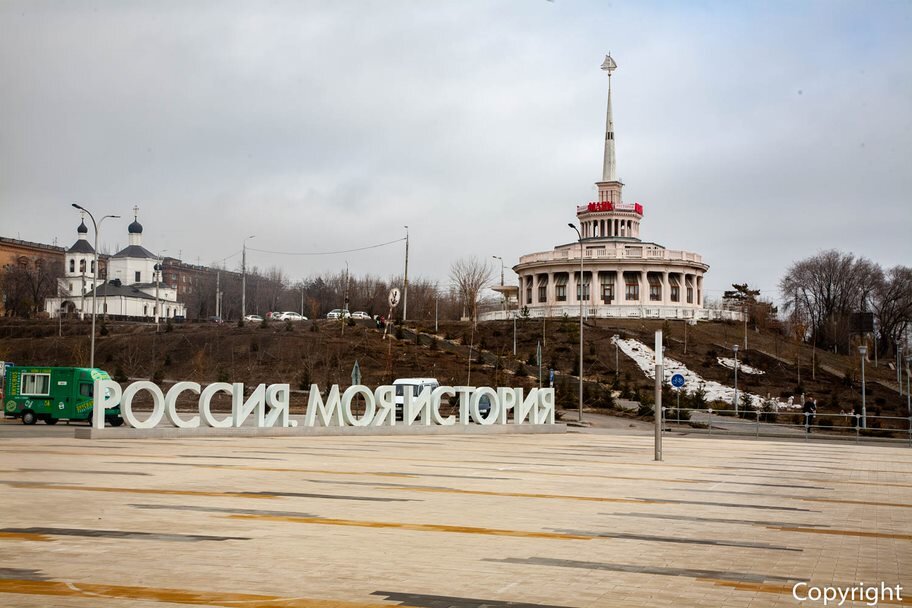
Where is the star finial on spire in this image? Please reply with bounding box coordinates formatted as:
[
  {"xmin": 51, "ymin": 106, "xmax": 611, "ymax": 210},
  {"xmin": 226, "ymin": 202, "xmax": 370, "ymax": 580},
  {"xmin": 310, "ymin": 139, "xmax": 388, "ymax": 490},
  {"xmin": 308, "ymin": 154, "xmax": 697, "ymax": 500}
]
[{"xmin": 601, "ymin": 53, "xmax": 617, "ymax": 75}]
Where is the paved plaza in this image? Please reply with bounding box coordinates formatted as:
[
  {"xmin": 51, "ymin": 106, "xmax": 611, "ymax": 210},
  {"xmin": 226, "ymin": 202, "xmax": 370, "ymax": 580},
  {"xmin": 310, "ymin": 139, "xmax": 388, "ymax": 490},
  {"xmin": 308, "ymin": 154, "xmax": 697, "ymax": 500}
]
[{"xmin": 0, "ymin": 429, "xmax": 910, "ymax": 607}]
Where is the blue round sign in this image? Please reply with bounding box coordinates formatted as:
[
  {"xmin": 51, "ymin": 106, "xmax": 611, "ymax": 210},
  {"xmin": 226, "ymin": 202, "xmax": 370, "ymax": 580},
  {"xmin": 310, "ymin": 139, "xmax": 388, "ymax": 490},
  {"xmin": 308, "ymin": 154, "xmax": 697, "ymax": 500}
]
[{"xmin": 671, "ymin": 373, "xmax": 686, "ymax": 388}]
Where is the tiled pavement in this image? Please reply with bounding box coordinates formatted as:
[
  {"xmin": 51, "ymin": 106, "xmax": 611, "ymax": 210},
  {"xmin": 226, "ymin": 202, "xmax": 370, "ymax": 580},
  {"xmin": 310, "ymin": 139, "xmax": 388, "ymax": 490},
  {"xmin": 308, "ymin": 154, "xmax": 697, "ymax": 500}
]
[{"xmin": 0, "ymin": 431, "xmax": 910, "ymax": 607}]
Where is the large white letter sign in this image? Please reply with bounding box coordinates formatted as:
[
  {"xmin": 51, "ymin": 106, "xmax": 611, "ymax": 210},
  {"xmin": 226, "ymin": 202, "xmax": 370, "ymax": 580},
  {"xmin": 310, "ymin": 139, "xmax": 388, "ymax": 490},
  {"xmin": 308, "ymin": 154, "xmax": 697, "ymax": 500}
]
[
  {"xmin": 514, "ymin": 388, "xmax": 539, "ymax": 425},
  {"xmin": 454, "ymin": 386, "xmax": 474, "ymax": 425},
  {"xmin": 165, "ymin": 382, "xmax": 201, "ymax": 428},
  {"xmin": 233, "ymin": 384, "xmax": 267, "ymax": 428},
  {"xmin": 305, "ymin": 384, "xmax": 343, "ymax": 427},
  {"xmin": 264, "ymin": 384, "xmax": 291, "ymax": 427},
  {"xmin": 496, "ymin": 388, "xmax": 518, "ymax": 425},
  {"xmin": 93, "ymin": 379, "xmax": 560, "ymax": 432},
  {"xmin": 430, "ymin": 386, "xmax": 456, "ymax": 426},
  {"xmin": 121, "ymin": 381, "xmax": 166, "ymax": 429},
  {"xmin": 372, "ymin": 385, "xmax": 396, "ymax": 426},
  {"xmin": 404, "ymin": 386, "xmax": 433, "ymax": 426},
  {"xmin": 535, "ymin": 389, "xmax": 556, "ymax": 424},
  {"xmin": 200, "ymin": 383, "xmax": 234, "ymax": 428},
  {"xmin": 470, "ymin": 387, "xmax": 498, "ymax": 425},
  {"xmin": 342, "ymin": 385, "xmax": 375, "ymax": 426},
  {"xmin": 93, "ymin": 379, "xmax": 122, "ymax": 429}
]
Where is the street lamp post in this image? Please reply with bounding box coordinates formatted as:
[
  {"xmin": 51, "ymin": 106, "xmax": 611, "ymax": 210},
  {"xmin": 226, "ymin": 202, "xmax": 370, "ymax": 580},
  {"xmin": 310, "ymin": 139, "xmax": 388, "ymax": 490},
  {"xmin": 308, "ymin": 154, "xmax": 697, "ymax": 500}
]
[
  {"xmin": 859, "ymin": 345, "xmax": 868, "ymax": 428},
  {"xmin": 71, "ymin": 204, "xmax": 119, "ymax": 369},
  {"xmin": 733, "ymin": 344, "xmax": 740, "ymax": 416},
  {"xmin": 154, "ymin": 251, "xmax": 167, "ymax": 332},
  {"xmin": 905, "ymin": 355, "xmax": 911, "ymax": 419},
  {"xmin": 614, "ymin": 334, "xmax": 619, "ymax": 376},
  {"xmin": 568, "ymin": 223, "xmax": 584, "ymax": 423},
  {"xmin": 241, "ymin": 235, "xmax": 255, "ymax": 320},
  {"xmin": 492, "ymin": 255, "xmax": 505, "ymax": 312}
]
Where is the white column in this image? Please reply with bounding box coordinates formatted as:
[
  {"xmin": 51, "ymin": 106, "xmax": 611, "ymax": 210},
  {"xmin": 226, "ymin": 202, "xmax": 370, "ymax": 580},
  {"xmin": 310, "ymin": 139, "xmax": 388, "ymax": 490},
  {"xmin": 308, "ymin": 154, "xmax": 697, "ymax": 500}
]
[{"xmin": 640, "ymin": 269, "xmax": 648, "ymax": 303}]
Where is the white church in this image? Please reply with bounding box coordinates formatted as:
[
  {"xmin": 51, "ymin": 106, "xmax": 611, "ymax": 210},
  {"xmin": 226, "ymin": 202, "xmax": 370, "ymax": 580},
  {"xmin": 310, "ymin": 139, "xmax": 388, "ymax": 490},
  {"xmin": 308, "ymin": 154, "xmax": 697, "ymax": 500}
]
[{"xmin": 45, "ymin": 209, "xmax": 186, "ymax": 320}]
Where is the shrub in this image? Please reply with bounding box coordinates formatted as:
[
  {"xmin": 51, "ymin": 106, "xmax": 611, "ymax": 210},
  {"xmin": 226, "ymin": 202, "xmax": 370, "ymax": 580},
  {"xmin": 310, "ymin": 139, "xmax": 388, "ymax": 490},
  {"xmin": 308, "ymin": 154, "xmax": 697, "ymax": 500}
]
[
  {"xmin": 310, "ymin": 321, "xmax": 318, "ymax": 332},
  {"xmin": 515, "ymin": 362, "xmax": 528, "ymax": 377},
  {"xmin": 113, "ymin": 366, "xmax": 128, "ymax": 383},
  {"xmin": 689, "ymin": 386, "xmax": 707, "ymax": 409},
  {"xmin": 216, "ymin": 368, "xmax": 230, "ymax": 383},
  {"xmin": 237, "ymin": 318, "xmax": 244, "ymax": 328},
  {"xmin": 842, "ymin": 370, "xmax": 854, "ymax": 387},
  {"xmin": 151, "ymin": 369, "xmax": 165, "ymax": 384},
  {"xmin": 99, "ymin": 323, "xmax": 109, "ymax": 336},
  {"xmin": 285, "ymin": 320, "xmax": 294, "ymax": 332},
  {"xmin": 298, "ymin": 370, "xmax": 311, "ymax": 390},
  {"xmin": 165, "ymin": 318, "xmax": 174, "ymax": 332},
  {"xmin": 163, "ymin": 353, "xmax": 172, "ymax": 367}
]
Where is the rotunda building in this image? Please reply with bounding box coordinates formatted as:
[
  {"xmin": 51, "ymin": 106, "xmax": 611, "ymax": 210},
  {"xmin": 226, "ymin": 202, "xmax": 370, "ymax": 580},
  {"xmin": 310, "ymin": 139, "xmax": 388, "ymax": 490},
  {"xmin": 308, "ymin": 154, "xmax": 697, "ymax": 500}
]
[{"xmin": 500, "ymin": 55, "xmax": 721, "ymax": 321}]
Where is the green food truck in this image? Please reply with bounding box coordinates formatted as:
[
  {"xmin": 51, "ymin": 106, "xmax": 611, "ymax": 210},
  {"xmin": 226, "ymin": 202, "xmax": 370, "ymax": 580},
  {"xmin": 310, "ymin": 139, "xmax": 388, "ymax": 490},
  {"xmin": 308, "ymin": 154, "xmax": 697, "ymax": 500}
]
[{"xmin": 2, "ymin": 366, "xmax": 124, "ymax": 426}]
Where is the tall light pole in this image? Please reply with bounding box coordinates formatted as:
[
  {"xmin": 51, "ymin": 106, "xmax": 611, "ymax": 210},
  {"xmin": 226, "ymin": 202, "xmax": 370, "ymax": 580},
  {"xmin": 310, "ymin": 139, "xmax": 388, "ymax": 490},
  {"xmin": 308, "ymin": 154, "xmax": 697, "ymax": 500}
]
[
  {"xmin": 154, "ymin": 250, "xmax": 167, "ymax": 331},
  {"xmin": 403, "ymin": 225, "xmax": 409, "ymax": 322},
  {"xmin": 492, "ymin": 255, "xmax": 505, "ymax": 312},
  {"xmin": 906, "ymin": 356, "xmax": 912, "ymax": 418},
  {"xmin": 71, "ymin": 204, "xmax": 119, "ymax": 369},
  {"xmin": 241, "ymin": 235, "xmax": 255, "ymax": 320},
  {"xmin": 569, "ymin": 223, "xmax": 584, "ymax": 422},
  {"xmin": 733, "ymin": 343, "xmax": 740, "ymax": 416},
  {"xmin": 859, "ymin": 344, "xmax": 868, "ymax": 428}
]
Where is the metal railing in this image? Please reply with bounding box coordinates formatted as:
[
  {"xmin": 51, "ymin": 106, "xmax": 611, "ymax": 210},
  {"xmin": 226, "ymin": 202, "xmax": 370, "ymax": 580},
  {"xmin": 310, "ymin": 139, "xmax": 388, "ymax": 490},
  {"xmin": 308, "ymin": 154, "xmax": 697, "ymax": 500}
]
[{"xmin": 659, "ymin": 407, "xmax": 912, "ymax": 445}]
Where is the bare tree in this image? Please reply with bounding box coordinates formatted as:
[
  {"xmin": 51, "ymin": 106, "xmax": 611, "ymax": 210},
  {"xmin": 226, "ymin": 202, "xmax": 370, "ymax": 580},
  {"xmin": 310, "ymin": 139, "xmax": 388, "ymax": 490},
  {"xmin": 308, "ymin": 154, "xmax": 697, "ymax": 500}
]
[
  {"xmin": 871, "ymin": 266, "xmax": 912, "ymax": 355},
  {"xmin": 780, "ymin": 250, "xmax": 881, "ymax": 350},
  {"xmin": 1, "ymin": 256, "xmax": 63, "ymax": 317},
  {"xmin": 449, "ymin": 256, "xmax": 493, "ymax": 323}
]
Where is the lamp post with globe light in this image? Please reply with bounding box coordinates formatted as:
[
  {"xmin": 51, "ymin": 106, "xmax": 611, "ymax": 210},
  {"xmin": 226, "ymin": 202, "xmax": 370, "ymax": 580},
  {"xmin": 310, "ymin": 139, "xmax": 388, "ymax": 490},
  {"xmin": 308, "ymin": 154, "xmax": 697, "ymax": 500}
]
[{"xmin": 71, "ymin": 204, "xmax": 119, "ymax": 369}]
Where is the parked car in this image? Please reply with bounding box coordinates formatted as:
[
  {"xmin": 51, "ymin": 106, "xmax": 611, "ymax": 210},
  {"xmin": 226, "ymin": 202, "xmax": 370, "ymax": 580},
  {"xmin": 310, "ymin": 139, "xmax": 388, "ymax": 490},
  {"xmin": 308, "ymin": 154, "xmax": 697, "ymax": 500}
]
[
  {"xmin": 326, "ymin": 309, "xmax": 352, "ymax": 320},
  {"xmin": 392, "ymin": 378, "xmax": 440, "ymax": 421},
  {"xmin": 244, "ymin": 314, "xmax": 263, "ymax": 323},
  {"xmin": 350, "ymin": 311, "xmax": 371, "ymax": 320},
  {"xmin": 276, "ymin": 312, "xmax": 306, "ymax": 321}
]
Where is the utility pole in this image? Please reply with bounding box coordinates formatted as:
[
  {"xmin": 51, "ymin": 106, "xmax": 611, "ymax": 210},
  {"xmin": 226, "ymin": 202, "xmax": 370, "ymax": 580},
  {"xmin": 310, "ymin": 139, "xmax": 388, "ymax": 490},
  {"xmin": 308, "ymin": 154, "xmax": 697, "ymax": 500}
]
[
  {"xmin": 241, "ymin": 235, "xmax": 254, "ymax": 320},
  {"xmin": 403, "ymin": 225, "xmax": 409, "ymax": 322},
  {"xmin": 215, "ymin": 270, "xmax": 221, "ymax": 319}
]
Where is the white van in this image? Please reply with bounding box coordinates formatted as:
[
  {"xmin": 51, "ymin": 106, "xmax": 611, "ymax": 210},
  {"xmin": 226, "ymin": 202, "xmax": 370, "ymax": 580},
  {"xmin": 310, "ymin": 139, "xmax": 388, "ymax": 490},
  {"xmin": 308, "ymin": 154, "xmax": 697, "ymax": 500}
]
[{"xmin": 392, "ymin": 378, "xmax": 440, "ymax": 420}]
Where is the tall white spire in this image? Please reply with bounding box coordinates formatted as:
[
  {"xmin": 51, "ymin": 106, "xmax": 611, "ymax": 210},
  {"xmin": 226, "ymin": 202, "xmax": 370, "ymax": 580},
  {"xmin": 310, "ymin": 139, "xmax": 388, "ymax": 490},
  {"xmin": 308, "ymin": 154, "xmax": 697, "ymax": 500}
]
[{"xmin": 601, "ymin": 54, "xmax": 618, "ymax": 182}]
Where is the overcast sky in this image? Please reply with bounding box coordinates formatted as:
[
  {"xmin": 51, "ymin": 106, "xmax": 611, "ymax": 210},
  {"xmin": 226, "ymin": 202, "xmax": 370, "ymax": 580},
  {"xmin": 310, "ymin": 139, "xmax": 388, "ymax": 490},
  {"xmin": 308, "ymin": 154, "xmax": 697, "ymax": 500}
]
[{"xmin": 1, "ymin": 1, "xmax": 910, "ymax": 304}]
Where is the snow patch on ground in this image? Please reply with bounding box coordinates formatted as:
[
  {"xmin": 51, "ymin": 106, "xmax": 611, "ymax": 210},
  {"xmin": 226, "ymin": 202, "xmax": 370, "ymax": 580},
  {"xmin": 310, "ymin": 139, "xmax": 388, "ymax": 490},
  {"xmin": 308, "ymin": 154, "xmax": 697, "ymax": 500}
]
[
  {"xmin": 717, "ymin": 357, "xmax": 765, "ymax": 375},
  {"xmin": 612, "ymin": 337, "xmax": 799, "ymax": 411}
]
